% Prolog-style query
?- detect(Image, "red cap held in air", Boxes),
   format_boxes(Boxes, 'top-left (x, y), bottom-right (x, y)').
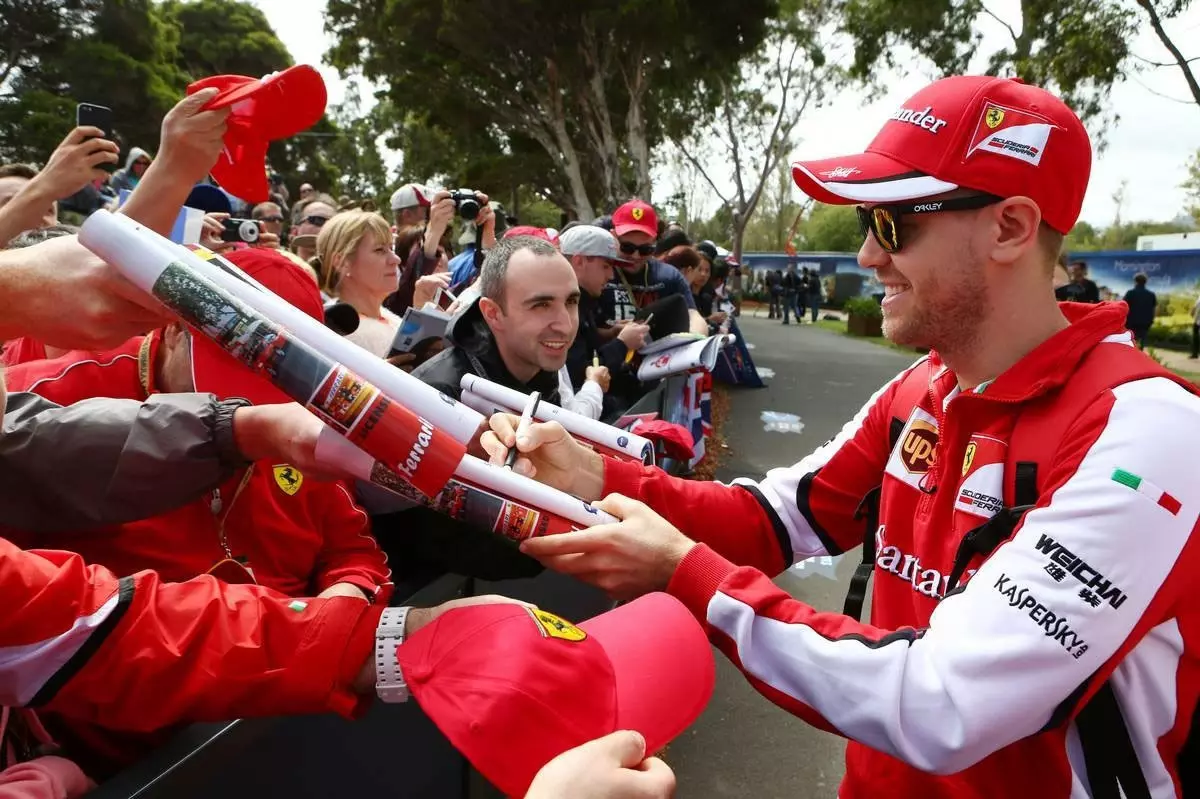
top-left (188, 66), bottom-right (328, 203)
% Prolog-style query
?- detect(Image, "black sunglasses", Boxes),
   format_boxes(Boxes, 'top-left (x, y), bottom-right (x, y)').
top-left (857, 194), bottom-right (1003, 253)
top-left (256, 214), bottom-right (284, 223)
top-left (303, 215), bottom-right (331, 227)
top-left (619, 241), bottom-right (655, 256)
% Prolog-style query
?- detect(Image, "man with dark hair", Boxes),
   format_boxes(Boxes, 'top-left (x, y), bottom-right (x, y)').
top-left (1122, 272), bottom-right (1157, 350)
top-left (600, 199), bottom-right (706, 335)
top-left (376, 236), bottom-right (583, 583)
top-left (1058, 259), bottom-right (1100, 303)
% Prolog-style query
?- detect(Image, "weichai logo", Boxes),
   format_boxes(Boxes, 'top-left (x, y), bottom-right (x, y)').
top-left (900, 420), bottom-right (937, 474)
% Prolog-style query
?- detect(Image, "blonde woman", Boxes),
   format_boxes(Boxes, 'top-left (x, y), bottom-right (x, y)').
top-left (318, 211), bottom-right (448, 368)
top-left (315, 211), bottom-right (407, 360)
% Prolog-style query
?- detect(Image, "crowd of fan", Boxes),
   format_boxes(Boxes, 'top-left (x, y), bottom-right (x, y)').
top-left (0, 88), bottom-right (725, 797)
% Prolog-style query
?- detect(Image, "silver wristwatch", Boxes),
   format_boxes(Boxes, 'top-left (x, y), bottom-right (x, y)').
top-left (375, 606), bottom-right (411, 703)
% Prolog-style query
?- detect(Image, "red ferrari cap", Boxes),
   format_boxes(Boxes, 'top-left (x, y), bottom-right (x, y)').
top-left (502, 225), bottom-right (561, 247)
top-left (188, 248), bottom-right (324, 405)
top-left (790, 76), bottom-right (1091, 234)
top-left (187, 66), bottom-right (328, 203)
top-left (397, 593), bottom-right (715, 797)
top-left (611, 199), bottom-right (659, 238)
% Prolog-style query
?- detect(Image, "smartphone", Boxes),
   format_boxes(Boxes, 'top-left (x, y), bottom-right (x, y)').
top-left (76, 103), bottom-right (116, 173)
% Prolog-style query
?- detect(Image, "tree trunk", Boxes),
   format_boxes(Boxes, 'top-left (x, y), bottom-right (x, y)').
top-left (622, 48), bottom-right (653, 201)
top-left (580, 21), bottom-right (624, 209)
top-left (532, 59), bottom-right (596, 220)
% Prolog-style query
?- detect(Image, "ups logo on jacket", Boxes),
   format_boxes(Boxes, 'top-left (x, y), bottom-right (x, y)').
top-left (886, 408), bottom-right (939, 489)
top-left (901, 420), bottom-right (937, 473)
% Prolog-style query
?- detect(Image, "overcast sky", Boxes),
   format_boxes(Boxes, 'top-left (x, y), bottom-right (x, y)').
top-left (252, 0), bottom-right (1199, 228)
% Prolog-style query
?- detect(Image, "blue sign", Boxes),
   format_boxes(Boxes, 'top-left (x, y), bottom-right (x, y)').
top-left (1065, 250), bottom-right (1200, 298)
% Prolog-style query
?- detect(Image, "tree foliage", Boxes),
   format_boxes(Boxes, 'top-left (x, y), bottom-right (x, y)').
top-left (839, 0), bottom-right (1137, 129)
top-left (797, 202), bottom-right (862, 252)
top-left (670, 0), bottom-right (841, 259)
top-left (326, 0), bottom-right (778, 220)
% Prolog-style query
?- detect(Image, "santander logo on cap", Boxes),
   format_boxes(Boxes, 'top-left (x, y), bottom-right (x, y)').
top-left (889, 105), bottom-right (949, 134)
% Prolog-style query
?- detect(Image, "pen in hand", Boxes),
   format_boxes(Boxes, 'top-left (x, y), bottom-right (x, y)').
top-left (504, 391), bottom-right (541, 470)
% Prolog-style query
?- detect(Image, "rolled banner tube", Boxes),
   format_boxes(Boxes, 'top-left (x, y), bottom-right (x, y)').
top-left (79, 210), bottom-right (485, 445)
top-left (315, 428), bottom-right (616, 537)
top-left (460, 374), bottom-right (655, 465)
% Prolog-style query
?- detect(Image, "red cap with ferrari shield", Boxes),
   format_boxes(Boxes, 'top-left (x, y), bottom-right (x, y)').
top-left (790, 76), bottom-right (1091, 234)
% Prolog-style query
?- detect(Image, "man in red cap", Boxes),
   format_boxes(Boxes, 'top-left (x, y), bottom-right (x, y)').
top-left (485, 76), bottom-right (1200, 798)
top-left (5, 248), bottom-right (393, 776)
top-left (602, 199), bottom-right (708, 336)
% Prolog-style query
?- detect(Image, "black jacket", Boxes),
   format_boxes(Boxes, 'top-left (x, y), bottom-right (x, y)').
top-left (380, 300), bottom-right (559, 582)
top-left (566, 293), bottom-right (630, 391)
top-left (412, 299), bottom-right (561, 403)
top-left (1123, 285), bottom-right (1158, 330)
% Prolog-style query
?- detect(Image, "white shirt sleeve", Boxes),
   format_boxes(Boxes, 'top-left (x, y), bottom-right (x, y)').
top-left (557, 366), bottom-right (603, 420)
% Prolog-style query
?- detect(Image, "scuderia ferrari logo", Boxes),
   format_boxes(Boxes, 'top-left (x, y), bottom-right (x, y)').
top-left (985, 106), bottom-right (1005, 129)
top-left (631, 207), bottom-right (645, 221)
top-left (528, 608), bottom-right (587, 642)
top-left (273, 464), bottom-right (303, 496)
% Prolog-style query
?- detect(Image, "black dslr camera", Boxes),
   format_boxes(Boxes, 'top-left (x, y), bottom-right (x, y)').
top-left (448, 189), bottom-right (481, 221)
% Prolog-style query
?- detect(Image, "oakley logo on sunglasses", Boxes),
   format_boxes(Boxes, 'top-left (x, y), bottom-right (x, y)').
top-left (912, 203), bottom-right (943, 212)
top-left (890, 105), bottom-right (948, 134)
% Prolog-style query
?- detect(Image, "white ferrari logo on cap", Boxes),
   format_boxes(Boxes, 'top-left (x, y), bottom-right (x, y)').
top-left (967, 101), bottom-right (1054, 167)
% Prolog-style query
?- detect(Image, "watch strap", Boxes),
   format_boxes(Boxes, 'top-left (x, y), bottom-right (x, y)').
top-left (375, 606), bottom-right (411, 703)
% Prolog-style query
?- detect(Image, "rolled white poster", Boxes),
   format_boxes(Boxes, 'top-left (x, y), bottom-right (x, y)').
top-left (79, 210), bottom-right (485, 445)
top-left (460, 374), bottom-right (655, 465)
top-left (636, 334), bottom-right (736, 382)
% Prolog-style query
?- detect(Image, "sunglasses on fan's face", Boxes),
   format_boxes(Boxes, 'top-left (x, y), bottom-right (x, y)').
top-left (256, 214), bottom-right (284, 223)
top-left (303, 215), bottom-right (330, 228)
top-left (619, 241), bottom-right (655, 256)
top-left (856, 194), bottom-right (1003, 253)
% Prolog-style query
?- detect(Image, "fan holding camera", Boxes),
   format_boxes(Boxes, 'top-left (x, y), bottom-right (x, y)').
top-left (386, 188), bottom-right (497, 317)
top-left (197, 211), bottom-right (281, 254)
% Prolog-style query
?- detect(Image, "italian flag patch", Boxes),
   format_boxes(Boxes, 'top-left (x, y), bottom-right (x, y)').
top-left (1112, 469), bottom-right (1181, 515)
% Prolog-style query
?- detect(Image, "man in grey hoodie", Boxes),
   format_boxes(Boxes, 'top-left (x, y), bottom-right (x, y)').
top-left (110, 146), bottom-right (152, 193)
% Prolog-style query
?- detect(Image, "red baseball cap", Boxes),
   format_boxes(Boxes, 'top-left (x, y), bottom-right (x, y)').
top-left (611, 199), bottom-right (659, 238)
top-left (187, 248), bottom-right (325, 405)
top-left (187, 66), bottom-right (328, 203)
top-left (502, 225), bottom-right (561, 247)
top-left (790, 76), bottom-right (1091, 234)
top-left (397, 593), bottom-right (715, 797)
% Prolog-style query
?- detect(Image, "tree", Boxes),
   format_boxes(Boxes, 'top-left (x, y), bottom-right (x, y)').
top-left (840, 0), bottom-right (1138, 129)
top-left (0, 0), bottom-right (188, 163)
top-left (163, 0), bottom-right (291, 81)
top-left (797, 203), bottom-right (861, 252)
top-left (670, 0), bottom-right (840, 259)
top-left (1133, 0), bottom-right (1200, 108)
top-left (742, 161), bottom-right (810, 251)
top-left (325, 0), bottom-right (778, 220)
top-left (1184, 149), bottom-right (1200, 223)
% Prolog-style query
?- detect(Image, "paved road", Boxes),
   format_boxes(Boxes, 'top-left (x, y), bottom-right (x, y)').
top-left (668, 314), bottom-right (917, 798)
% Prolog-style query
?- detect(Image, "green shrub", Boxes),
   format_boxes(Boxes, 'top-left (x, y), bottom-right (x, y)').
top-left (843, 295), bottom-right (882, 319)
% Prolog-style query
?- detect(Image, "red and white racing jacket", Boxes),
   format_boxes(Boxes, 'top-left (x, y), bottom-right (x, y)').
top-left (604, 302), bottom-right (1200, 797)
